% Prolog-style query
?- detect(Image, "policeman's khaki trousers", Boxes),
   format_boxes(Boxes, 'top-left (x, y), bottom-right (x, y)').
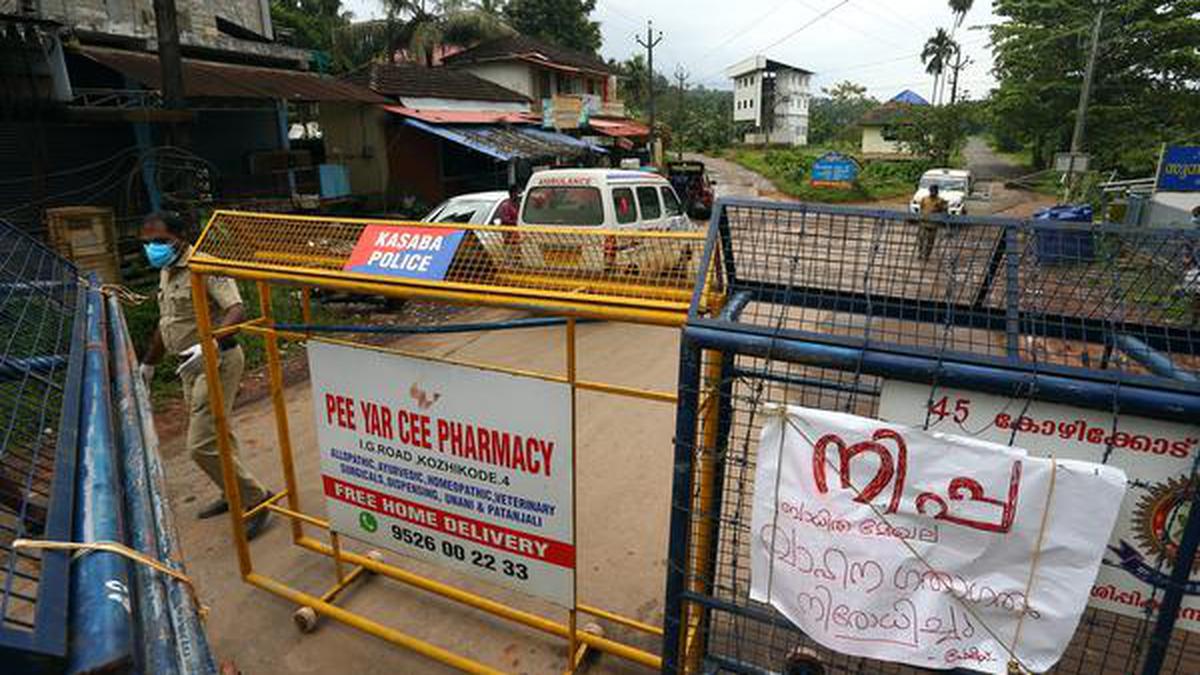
top-left (180, 345), bottom-right (268, 507)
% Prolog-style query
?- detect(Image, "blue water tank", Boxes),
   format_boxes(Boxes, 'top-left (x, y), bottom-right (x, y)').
top-left (1033, 204), bottom-right (1095, 263)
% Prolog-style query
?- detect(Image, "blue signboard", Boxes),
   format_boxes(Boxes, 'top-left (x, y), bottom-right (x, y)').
top-left (1157, 146), bottom-right (1200, 192)
top-left (810, 151), bottom-right (861, 186)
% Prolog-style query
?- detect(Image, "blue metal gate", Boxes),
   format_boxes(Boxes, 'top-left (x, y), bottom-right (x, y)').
top-left (663, 199), bottom-right (1200, 674)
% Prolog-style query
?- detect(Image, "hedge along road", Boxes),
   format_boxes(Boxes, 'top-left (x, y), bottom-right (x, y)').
top-left (155, 304), bottom-right (678, 674)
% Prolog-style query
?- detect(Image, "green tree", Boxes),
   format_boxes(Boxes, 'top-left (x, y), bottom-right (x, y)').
top-left (809, 80), bottom-right (878, 148)
top-left (504, 0), bottom-right (602, 52)
top-left (949, 0), bottom-right (974, 28)
top-left (921, 28), bottom-right (957, 105)
top-left (672, 87), bottom-right (736, 153)
top-left (332, 0), bottom-right (512, 68)
top-left (613, 54), bottom-right (669, 119)
top-left (990, 0), bottom-right (1200, 173)
top-left (893, 103), bottom-right (971, 166)
top-left (271, 0), bottom-right (352, 69)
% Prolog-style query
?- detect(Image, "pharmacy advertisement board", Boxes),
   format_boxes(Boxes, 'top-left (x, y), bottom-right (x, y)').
top-left (308, 341), bottom-right (575, 606)
top-left (879, 380), bottom-right (1200, 631)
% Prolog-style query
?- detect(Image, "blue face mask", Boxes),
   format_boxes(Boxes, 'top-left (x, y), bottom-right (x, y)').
top-left (143, 241), bottom-right (179, 269)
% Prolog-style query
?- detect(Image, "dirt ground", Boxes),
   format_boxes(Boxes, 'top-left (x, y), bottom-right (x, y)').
top-left (157, 306), bottom-right (680, 674)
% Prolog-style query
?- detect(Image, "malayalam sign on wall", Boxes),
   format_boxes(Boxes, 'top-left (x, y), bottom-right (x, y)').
top-left (810, 151), bottom-right (861, 188)
top-left (1157, 145), bottom-right (1200, 192)
top-left (879, 380), bottom-right (1200, 632)
top-left (344, 224), bottom-right (465, 280)
top-left (308, 341), bottom-right (575, 606)
top-left (751, 406), bottom-right (1126, 673)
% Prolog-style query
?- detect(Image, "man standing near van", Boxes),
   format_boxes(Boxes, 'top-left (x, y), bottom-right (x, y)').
top-left (138, 211), bottom-right (273, 539)
top-left (917, 183), bottom-right (948, 260)
top-left (497, 184), bottom-right (521, 226)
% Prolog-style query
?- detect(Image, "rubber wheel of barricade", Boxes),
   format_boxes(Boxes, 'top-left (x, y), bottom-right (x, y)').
top-left (293, 606), bottom-right (319, 633)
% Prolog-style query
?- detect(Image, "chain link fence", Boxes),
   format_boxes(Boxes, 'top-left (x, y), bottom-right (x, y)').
top-left (664, 199), bottom-right (1200, 674)
top-left (0, 218), bottom-right (82, 663)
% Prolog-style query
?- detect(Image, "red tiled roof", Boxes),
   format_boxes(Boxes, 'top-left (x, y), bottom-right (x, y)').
top-left (381, 105), bottom-right (538, 124)
top-left (589, 117), bottom-right (650, 137)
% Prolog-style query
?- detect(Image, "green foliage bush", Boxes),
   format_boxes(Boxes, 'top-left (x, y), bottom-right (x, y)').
top-left (730, 147), bottom-right (923, 203)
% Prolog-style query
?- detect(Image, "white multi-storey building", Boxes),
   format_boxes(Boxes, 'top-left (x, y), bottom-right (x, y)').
top-left (726, 56), bottom-right (812, 146)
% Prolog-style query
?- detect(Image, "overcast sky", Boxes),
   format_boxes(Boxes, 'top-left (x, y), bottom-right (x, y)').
top-left (342, 0), bottom-right (1001, 101)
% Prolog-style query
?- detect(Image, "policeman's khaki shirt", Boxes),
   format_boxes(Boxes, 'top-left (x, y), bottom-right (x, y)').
top-left (158, 246), bottom-right (243, 354)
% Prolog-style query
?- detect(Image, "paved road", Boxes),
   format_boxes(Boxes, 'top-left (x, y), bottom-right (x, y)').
top-left (962, 135), bottom-right (1027, 181)
top-left (961, 136), bottom-right (1054, 217)
top-left (681, 151), bottom-right (779, 199)
top-left (163, 306), bottom-right (677, 674)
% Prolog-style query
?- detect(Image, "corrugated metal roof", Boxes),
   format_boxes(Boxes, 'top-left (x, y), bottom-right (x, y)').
top-left (346, 63), bottom-right (529, 103)
top-left (381, 105), bottom-right (537, 125)
top-left (402, 119), bottom-right (604, 161)
top-left (78, 47), bottom-right (386, 103)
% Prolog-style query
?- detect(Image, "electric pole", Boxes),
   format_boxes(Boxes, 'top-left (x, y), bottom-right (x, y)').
top-left (635, 21), bottom-right (663, 163)
top-left (674, 65), bottom-right (688, 160)
top-left (948, 49), bottom-right (972, 105)
top-left (1065, 6), bottom-right (1105, 200)
top-left (1070, 6), bottom-right (1105, 155)
top-left (152, 0), bottom-right (185, 111)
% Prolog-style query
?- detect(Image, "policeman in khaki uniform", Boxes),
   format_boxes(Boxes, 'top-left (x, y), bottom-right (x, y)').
top-left (139, 211), bottom-right (272, 540)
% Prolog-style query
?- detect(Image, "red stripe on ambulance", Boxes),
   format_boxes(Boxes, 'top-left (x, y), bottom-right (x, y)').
top-left (323, 475), bottom-right (574, 568)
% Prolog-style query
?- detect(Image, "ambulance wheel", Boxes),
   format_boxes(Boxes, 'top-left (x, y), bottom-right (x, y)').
top-left (293, 606), bottom-right (318, 633)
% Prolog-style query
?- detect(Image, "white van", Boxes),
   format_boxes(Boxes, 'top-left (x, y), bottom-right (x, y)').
top-left (909, 168), bottom-right (973, 216)
top-left (498, 168), bottom-right (693, 274)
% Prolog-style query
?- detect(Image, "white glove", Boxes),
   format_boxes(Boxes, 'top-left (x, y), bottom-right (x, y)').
top-left (175, 344), bottom-right (205, 378)
top-left (137, 363), bottom-right (155, 388)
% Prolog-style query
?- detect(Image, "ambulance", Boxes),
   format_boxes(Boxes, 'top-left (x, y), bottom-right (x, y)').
top-left (479, 168), bottom-right (694, 275)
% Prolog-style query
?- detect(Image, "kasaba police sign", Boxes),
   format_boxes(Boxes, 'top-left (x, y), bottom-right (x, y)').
top-left (308, 341), bottom-right (575, 605)
top-left (344, 224), bottom-right (465, 280)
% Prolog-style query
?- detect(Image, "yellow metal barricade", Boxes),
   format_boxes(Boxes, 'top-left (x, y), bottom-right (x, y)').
top-left (187, 210), bottom-right (721, 673)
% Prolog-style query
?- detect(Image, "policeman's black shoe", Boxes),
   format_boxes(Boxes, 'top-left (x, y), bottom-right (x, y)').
top-left (198, 498), bottom-right (230, 519)
top-left (244, 496), bottom-right (274, 541)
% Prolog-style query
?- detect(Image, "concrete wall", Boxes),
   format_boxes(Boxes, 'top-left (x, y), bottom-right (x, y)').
top-left (40, 0), bottom-right (272, 48)
top-left (732, 72), bottom-right (759, 124)
top-left (320, 103), bottom-right (389, 197)
top-left (861, 125), bottom-right (907, 155)
top-left (1146, 191), bottom-right (1200, 227)
top-left (399, 97), bottom-right (529, 113)
top-left (461, 62), bottom-right (534, 99)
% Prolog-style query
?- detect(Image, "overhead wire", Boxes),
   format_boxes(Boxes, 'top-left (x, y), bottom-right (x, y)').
top-left (690, 0), bottom-right (795, 67)
top-left (695, 0), bottom-right (854, 84)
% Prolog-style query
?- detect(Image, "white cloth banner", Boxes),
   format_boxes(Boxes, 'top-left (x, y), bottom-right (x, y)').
top-left (750, 405), bottom-right (1127, 673)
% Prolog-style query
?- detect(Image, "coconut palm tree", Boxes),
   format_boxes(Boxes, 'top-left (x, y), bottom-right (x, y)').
top-left (333, 0), bottom-right (512, 69)
top-left (949, 0), bottom-right (974, 28)
top-left (921, 28), bottom-right (958, 105)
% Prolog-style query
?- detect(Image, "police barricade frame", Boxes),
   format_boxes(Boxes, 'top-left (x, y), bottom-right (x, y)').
top-left (662, 197), bottom-right (1200, 674)
top-left (185, 209), bottom-right (720, 674)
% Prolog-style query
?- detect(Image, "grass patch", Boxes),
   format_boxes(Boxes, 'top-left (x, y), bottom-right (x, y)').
top-left (728, 147), bottom-right (927, 203)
